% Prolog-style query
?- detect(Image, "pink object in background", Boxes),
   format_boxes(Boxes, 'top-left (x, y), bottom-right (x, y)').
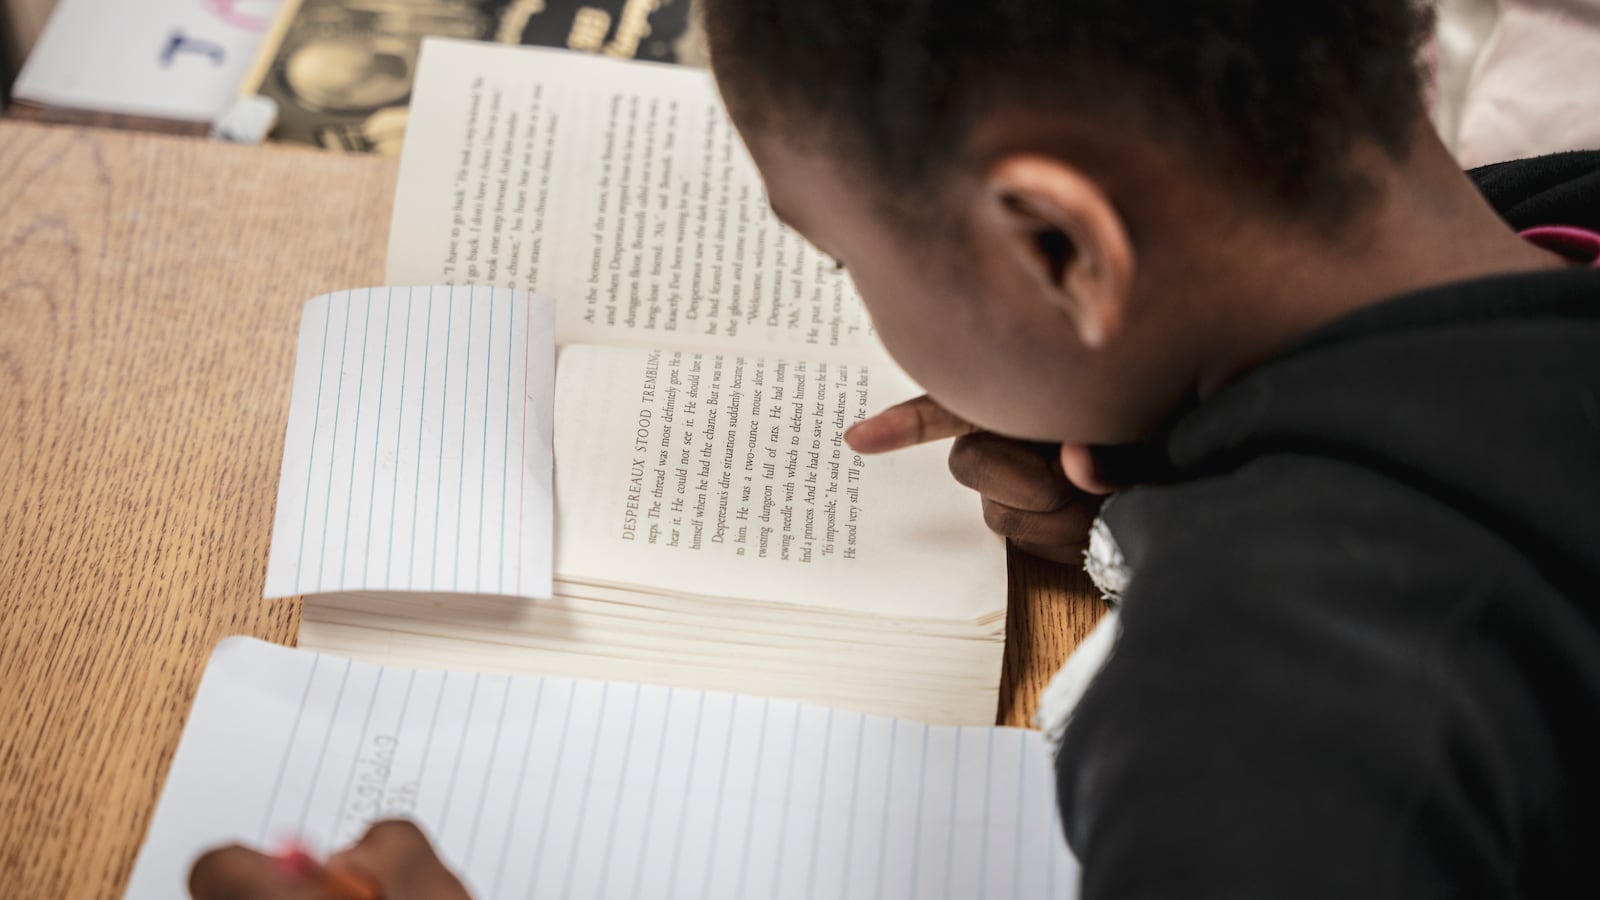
top-left (1521, 225), bottom-right (1600, 268)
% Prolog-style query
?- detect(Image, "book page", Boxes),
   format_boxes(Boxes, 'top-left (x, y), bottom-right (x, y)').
top-left (125, 638), bottom-right (1080, 899)
top-left (388, 39), bottom-right (886, 364)
top-left (264, 286), bottom-right (555, 601)
top-left (554, 345), bottom-right (1007, 622)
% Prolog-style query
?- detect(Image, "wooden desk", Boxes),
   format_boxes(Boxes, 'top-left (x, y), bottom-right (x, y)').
top-left (0, 120), bottom-right (1105, 898)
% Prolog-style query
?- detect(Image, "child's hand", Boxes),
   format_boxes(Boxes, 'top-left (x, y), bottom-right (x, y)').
top-left (845, 395), bottom-right (1105, 563)
top-left (189, 820), bottom-right (471, 900)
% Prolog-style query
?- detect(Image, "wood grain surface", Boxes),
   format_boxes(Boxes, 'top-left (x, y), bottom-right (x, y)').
top-left (0, 120), bottom-right (1102, 899)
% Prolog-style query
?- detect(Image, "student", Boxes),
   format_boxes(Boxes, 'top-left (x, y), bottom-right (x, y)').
top-left (189, 1), bottom-right (1600, 896)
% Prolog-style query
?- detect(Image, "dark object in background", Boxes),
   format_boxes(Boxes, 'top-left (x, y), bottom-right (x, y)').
top-left (1472, 150), bottom-right (1600, 233)
top-left (0, 5), bottom-right (16, 103)
top-left (251, 0), bottom-right (700, 154)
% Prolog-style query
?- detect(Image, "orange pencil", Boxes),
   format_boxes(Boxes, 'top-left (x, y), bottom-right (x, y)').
top-left (274, 845), bottom-right (381, 900)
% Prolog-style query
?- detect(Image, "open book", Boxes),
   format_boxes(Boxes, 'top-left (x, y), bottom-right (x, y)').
top-left (125, 639), bottom-right (1078, 898)
top-left (265, 40), bottom-right (1008, 726)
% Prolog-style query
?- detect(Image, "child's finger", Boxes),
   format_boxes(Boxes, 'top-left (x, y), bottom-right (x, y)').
top-left (189, 845), bottom-right (313, 899)
top-left (845, 394), bottom-right (978, 453)
top-left (326, 820), bottom-right (471, 900)
top-left (981, 497), bottom-right (1099, 563)
top-left (1059, 442), bottom-right (1120, 496)
top-left (948, 433), bottom-right (1076, 512)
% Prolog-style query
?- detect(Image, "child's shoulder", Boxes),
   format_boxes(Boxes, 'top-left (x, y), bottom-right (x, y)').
top-left (1106, 257), bottom-right (1600, 619)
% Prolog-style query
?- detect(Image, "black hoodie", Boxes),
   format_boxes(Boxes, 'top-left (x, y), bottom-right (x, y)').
top-left (1056, 152), bottom-right (1600, 899)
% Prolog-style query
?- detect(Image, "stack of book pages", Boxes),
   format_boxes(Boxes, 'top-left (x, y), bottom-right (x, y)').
top-left (263, 40), bottom-right (1008, 726)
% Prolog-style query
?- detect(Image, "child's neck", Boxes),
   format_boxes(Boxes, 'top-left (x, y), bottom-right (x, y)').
top-left (1193, 127), bottom-right (1569, 397)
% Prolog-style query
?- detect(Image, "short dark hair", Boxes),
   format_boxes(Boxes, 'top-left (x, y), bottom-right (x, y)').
top-left (704, 0), bottom-right (1434, 220)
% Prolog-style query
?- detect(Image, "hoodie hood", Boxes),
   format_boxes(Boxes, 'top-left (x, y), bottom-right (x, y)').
top-left (1160, 264), bottom-right (1600, 606)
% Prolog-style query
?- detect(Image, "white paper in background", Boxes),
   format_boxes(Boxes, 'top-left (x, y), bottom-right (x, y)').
top-left (264, 286), bottom-right (556, 601)
top-left (125, 638), bottom-right (1081, 900)
top-left (14, 0), bottom-right (280, 122)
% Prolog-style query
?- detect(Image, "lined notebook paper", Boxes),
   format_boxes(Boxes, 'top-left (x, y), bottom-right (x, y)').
top-left (126, 639), bottom-right (1080, 899)
top-left (264, 286), bottom-right (556, 600)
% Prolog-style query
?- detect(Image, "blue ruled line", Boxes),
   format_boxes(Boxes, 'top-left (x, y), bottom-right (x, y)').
top-left (498, 292), bottom-right (516, 591)
top-left (451, 286), bottom-right (475, 592)
top-left (943, 733), bottom-right (963, 900)
top-left (1047, 755), bottom-right (1060, 897)
top-left (697, 696), bottom-right (741, 895)
top-left (436, 673), bottom-right (483, 836)
top-left (527, 680), bottom-right (579, 897)
top-left (295, 660), bottom-right (353, 838)
top-left (362, 287), bottom-right (394, 586)
top-left (557, 683), bottom-right (612, 899)
top-left (767, 704), bottom-right (804, 900)
top-left (489, 678), bottom-right (546, 899)
top-left (412, 672), bottom-right (450, 824)
top-left (476, 290), bottom-right (495, 592)
top-left (591, 685), bottom-right (642, 898)
top-left (626, 688), bottom-right (676, 900)
top-left (329, 669), bottom-right (385, 845)
top-left (872, 720), bottom-right (898, 900)
top-left (384, 289), bottom-right (415, 590)
top-left (293, 300), bottom-right (334, 594)
top-left (387, 668), bottom-right (419, 807)
top-left (429, 288), bottom-right (456, 591)
top-left (804, 708), bottom-right (837, 899)
top-left (463, 676), bottom-right (514, 865)
top-left (732, 698), bottom-right (772, 898)
top-left (662, 691), bottom-right (708, 899)
top-left (407, 287), bottom-right (436, 587)
top-left (1012, 733), bottom-right (1026, 899)
top-left (977, 729), bottom-right (994, 898)
top-left (334, 289), bottom-right (375, 589)
top-left (314, 294), bottom-right (355, 590)
top-left (908, 725), bottom-right (930, 897)
top-left (837, 712), bottom-right (868, 899)
top-left (257, 654), bottom-right (323, 843)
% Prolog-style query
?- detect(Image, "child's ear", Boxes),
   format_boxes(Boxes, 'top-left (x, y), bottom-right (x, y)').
top-left (981, 155), bottom-right (1134, 349)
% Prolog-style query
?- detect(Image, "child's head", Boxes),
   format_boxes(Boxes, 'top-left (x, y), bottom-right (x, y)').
top-left (702, 0), bottom-right (1436, 444)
